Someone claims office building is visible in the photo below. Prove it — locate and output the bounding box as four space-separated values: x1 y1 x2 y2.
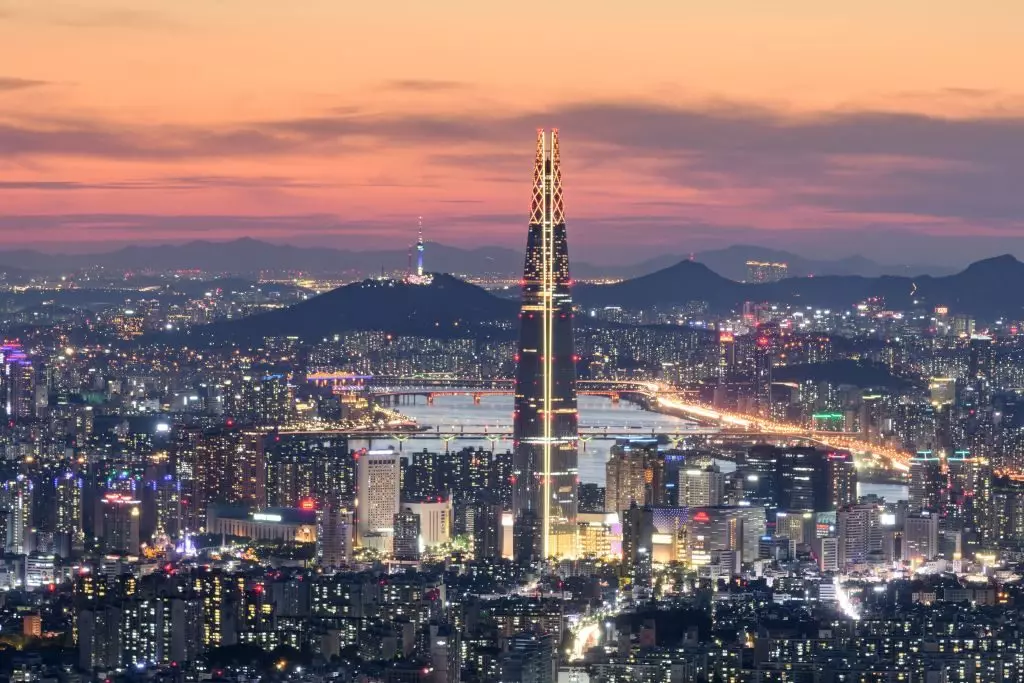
393 509 421 562
403 498 451 548
357 450 402 552
206 505 316 543
512 129 578 562
904 513 940 564
679 466 725 508
577 483 605 513
687 506 766 565
501 631 554 683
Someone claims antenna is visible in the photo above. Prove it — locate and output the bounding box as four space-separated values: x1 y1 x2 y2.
416 216 425 277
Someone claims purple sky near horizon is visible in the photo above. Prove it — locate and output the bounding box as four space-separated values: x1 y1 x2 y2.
1 1 1023 262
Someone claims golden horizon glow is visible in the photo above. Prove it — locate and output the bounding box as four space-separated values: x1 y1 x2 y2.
1 1 1023 255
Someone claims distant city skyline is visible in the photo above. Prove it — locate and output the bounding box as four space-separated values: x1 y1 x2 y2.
1 2 1023 261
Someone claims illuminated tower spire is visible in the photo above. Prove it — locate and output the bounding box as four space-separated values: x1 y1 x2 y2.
513 129 578 562
416 216 425 277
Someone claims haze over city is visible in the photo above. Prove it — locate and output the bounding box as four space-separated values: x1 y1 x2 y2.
6 4 1024 683
3 1 1024 263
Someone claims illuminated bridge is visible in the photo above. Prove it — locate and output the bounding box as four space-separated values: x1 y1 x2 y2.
305 373 661 404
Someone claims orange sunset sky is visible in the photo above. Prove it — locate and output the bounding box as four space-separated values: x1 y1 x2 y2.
2 0 1023 262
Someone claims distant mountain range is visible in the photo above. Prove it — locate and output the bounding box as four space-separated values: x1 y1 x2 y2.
576 254 1024 320
0 238 957 280
687 245 957 280
187 255 1024 344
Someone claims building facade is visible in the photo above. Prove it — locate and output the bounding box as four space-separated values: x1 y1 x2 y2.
512 129 579 561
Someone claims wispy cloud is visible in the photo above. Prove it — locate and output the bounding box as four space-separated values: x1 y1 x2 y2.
3 97 1024 233
1 3 177 29
381 79 470 92
0 77 48 92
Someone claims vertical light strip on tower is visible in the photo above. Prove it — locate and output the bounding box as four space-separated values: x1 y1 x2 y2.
541 130 552 559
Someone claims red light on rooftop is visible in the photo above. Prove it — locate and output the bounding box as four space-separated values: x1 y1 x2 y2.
693 511 710 522
299 498 316 511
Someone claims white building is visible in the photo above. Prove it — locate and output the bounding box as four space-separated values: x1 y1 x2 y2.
357 450 401 552
678 467 724 508
403 498 451 548
837 503 883 567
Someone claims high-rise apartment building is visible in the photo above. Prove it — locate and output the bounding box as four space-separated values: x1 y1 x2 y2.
512 129 578 562
621 503 655 588
679 466 725 508
909 451 944 513
605 447 648 515
316 505 353 568
263 432 355 509
0 342 35 421
837 503 883 567
2 475 32 554
100 493 141 556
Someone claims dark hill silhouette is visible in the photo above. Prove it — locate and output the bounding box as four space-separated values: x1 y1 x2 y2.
576 261 743 309
577 254 1024 320
193 273 519 343
772 361 917 390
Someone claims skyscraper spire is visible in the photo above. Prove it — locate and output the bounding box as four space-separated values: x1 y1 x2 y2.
530 129 545 225
551 128 564 225
513 129 578 562
416 216 425 277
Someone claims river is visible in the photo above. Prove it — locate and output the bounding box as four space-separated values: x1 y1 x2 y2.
354 394 908 502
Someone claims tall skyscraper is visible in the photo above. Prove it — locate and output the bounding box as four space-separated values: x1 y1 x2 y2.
512 129 578 561
2 475 32 554
0 342 35 421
